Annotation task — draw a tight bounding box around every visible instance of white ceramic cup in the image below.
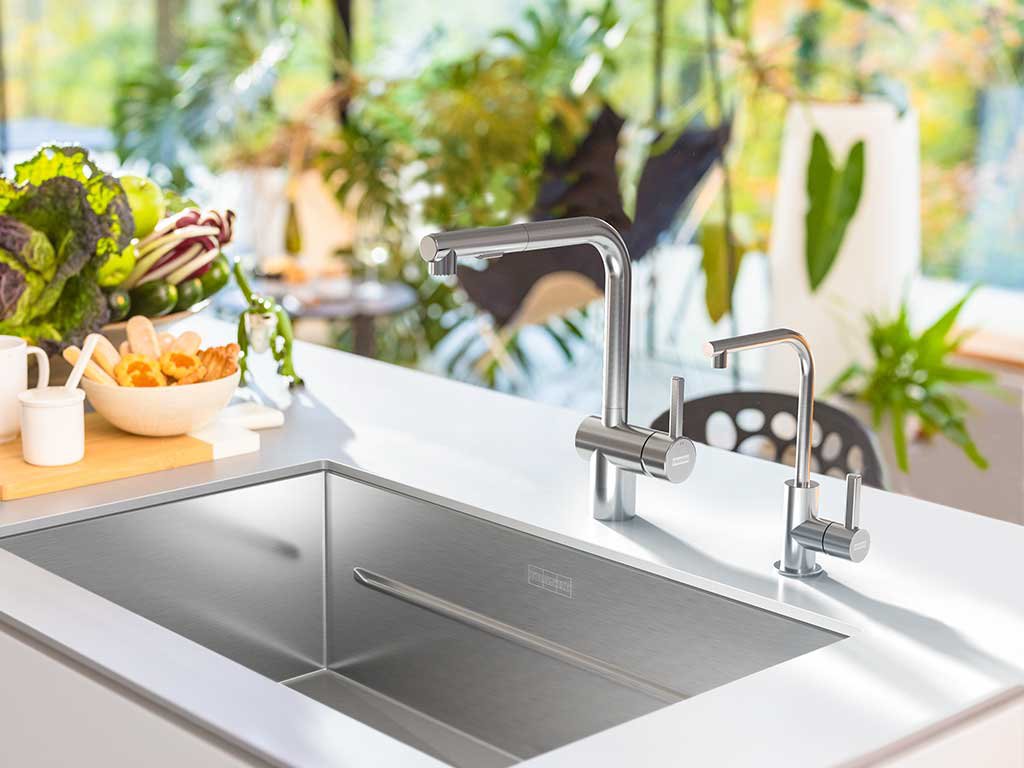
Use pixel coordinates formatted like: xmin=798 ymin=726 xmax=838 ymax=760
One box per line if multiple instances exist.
xmin=0 ymin=335 xmax=50 ymax=443
xmin=18 ymin=387 xmax=86 ymax=466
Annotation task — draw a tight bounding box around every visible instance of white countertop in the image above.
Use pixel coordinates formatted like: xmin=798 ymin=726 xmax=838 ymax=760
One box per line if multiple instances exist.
xmin=2 ymin=315 xmax=1022 ymax=767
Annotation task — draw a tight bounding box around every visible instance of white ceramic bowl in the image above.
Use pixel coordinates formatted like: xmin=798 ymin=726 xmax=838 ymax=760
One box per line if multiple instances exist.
xmin=81 ymin=369 xmax=240 ymax=437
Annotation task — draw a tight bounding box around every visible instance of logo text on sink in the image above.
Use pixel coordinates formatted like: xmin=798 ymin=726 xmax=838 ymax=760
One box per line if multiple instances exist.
xmin=528 ymin=565 xmax=573 ymax=598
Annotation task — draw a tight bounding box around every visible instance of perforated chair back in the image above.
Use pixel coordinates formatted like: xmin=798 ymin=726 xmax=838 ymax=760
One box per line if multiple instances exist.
xmin=651 ymin=390 xmax=888 ymax=489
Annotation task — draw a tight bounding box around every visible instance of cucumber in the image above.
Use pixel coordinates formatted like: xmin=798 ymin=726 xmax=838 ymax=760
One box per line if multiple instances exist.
xmin=200 ymin=253 xmax=231 ymax=298
xmin=174 ymin=277 xmax=204 ymax=311
xmin=107 ymin=289 xmax=131 ymax=322
xmin=129 ymin=280 xmax=178 ymax=318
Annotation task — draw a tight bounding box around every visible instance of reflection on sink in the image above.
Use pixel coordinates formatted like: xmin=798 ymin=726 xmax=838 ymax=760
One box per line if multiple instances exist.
xmin=0 ymin=472 xmax=843 ymax=767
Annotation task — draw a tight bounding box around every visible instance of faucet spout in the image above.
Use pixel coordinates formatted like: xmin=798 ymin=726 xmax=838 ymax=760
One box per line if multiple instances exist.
xmin=704 ymin=329 xmax=814 ymax=487
xmin=421 ymin=217 xmax=632 ymax=428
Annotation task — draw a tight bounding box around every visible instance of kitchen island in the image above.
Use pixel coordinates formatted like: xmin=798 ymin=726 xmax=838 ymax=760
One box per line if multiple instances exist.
xmin=0 ymin=315 xmax=1021 ymax=767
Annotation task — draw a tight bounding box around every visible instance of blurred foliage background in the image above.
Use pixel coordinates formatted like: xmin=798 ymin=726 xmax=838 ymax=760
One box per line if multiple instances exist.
xmin=3 ymin=0 xmax=1021 ymax=284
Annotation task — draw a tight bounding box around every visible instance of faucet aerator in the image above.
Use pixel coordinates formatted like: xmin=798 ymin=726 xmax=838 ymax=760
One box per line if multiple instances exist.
xmin=427 ymin=251 xmax=457 ymax=277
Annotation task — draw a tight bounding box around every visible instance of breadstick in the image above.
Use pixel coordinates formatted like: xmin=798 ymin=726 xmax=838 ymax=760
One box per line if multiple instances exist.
xmin=90 ymin=334 xmax=121 ymax=378
xmin=62 ymin=345 xmax=116 ymax=385
xmin=126 ymin=315 xmax=160 ymax=358
xmin=158 ymin=332 xmax=175 ymax=352
xmin=169 ymin=331 xmax=201 ymax=356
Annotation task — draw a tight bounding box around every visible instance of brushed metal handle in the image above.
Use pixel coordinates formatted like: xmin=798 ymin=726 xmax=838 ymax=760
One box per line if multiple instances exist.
xmin=352 ymin=567 xmax=685 ymax=705
xmin=668 ymin=376 xmax=684 ymax=440
xmin=845 ymin=473 xmax=862 ymax=530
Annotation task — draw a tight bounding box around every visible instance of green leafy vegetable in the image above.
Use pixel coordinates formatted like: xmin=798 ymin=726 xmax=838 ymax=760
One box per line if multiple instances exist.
xmin=0 ymin=145 xmax=135 ymax=349
xmin=12 ymin=145 xmax=134 ymax=267
xmin=827 ymin=288 xmax=994 ymax=472
xmin=805 ymin=132 xmax=865 ymax=291
xmin=0 ymin=217 xmax=56 ymax=325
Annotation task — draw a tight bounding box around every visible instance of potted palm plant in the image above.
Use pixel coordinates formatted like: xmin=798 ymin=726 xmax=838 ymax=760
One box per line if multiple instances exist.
xmin=827 ymin=288 xmax=994 ymax=484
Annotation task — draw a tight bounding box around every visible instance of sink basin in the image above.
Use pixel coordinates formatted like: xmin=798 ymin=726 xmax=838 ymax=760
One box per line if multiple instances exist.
xmin=0 ymin=472 xmax=843 ymax=767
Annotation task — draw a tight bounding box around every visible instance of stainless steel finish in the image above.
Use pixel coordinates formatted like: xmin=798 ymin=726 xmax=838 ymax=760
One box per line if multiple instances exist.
xmin=668 ymin=376 xmax=685 ymax=439
xmin=325 ymin=474 xmax=842 ymax=761
xmin=283 ymin=670 xmax=517 ymax=768
xmin=705 ymin=329 xmax=871 ymax=577
xmin=575 ymin=415 xmax=649 ymax=475
xmin=421 ymin=217 xmax=697 ymax=521
xmin=822 ymin=519 xmax=871 ymax=563
xmin=1 ymin=474 xmax=325 ymax=680
xmin=352 ymin=567 xmax=685 ymax=704
xmin=845 ymin=473 xmax=862 ymax=530
xmin=704 ymin=329 xmax=814 ymax=485
xmin=782 ymin=480 xmax=825 ymax=578
xmin=1 ymin=470 xmax=843 ymax=767
xmin=640 ymin=429 xmax=697 ymax=484
xmin=420 ymin=218 xmax=631 ymax=428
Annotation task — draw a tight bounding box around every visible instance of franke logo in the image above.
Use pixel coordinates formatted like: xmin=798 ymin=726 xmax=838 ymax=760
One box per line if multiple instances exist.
xmin=528 ymin=565 xmax=573 ymax=598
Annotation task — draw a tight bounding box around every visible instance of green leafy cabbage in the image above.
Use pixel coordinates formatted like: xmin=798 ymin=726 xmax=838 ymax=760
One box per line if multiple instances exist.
xmin=0 ymin=145 xmax=135 ymax=349
xmin=0 ymin=217 xmax=55 ymax=326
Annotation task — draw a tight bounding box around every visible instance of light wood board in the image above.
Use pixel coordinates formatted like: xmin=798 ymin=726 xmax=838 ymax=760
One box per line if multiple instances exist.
xmin=0 ymin=413 xmax=247 ymax=501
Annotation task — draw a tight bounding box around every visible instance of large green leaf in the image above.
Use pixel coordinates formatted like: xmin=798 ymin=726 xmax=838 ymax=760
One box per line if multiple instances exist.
xmin=700 ymin=222 xmax=745 ymax=323
xmin=805 ymin=132 xmax=865 ymax=291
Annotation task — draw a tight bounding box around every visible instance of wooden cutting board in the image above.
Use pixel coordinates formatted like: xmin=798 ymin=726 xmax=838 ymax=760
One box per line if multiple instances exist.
xmin=0 ymin=413 xmax=259 ymax=501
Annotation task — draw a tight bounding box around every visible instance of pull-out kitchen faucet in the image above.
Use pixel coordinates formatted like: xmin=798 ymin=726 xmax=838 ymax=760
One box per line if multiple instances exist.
xmin=421 ymin=217 xmax=696 ymax=521
xmin=704 ymin=328 xmax=870 ymax=577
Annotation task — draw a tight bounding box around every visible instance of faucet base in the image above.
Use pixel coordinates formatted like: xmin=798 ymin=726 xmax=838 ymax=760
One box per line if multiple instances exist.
xmin=590 ymin=452 xmax=637 ymax=522
xmin=774 ymin=560 xmax=825 ymax=578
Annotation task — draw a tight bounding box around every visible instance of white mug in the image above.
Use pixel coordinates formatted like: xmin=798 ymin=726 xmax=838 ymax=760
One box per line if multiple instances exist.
xmin=0 ymin=335 xmax=50 ymax=443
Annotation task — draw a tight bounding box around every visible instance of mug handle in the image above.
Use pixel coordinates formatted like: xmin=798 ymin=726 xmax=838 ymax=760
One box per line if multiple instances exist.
xmin=26 ymin=346 xmax=49 ymax=388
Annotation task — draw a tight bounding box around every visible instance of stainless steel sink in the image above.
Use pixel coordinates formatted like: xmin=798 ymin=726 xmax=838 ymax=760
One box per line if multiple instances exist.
xmin=0 ymin=472 xmax=843 ymax=767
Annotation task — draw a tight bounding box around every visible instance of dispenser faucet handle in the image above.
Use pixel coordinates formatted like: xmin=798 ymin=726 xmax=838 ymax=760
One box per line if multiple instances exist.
xmin=845 ymin=473 xmax=862 ymax=530
xmin=668 ymin=376 xmax=685 ymax=439
xmin=820 ymin=473 xmax=870 ymax=563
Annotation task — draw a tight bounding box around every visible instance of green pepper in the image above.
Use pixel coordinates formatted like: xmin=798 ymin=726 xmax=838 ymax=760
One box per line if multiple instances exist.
xmin=97 ymin=240 xmax=138 ymax=288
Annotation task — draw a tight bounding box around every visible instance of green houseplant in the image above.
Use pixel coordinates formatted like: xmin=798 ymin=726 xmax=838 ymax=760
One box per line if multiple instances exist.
xmin=828 ymin=289 xmax=994 ymax=472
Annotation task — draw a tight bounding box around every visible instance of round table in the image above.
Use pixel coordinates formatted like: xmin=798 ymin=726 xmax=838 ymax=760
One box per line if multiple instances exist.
xmin=218 ymin=277 xmax=418 ymax=357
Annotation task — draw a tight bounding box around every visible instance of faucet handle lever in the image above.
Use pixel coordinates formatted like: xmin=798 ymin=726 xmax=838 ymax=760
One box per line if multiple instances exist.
xmin=668 ymin=376 xmax=685 ymax=440
xmin=845 ymin=473 xmax=862 ymax=530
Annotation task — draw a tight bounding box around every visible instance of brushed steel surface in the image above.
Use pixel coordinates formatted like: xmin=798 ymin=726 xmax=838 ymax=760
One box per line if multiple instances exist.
xmin=352 ymin=567 xmax=684 ymax=704
xmin=1 ymin=470 xmax=844 ymax=767
xmin=704 ymin=328 xmax=814 ymax=486
xmin=1 ymin=474 xmax=325 ymax=681
xmin=326 ymin=473 xmax=843 ymax=761
xmin=283 ymin=670 xmax=517 ymax=768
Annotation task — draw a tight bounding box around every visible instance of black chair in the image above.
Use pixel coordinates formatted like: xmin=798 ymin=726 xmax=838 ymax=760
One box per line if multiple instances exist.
xmin=651 ymin=390 xmax=888 ymax=489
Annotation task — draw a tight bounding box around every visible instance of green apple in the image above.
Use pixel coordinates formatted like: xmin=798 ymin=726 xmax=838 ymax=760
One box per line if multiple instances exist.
xmin=119 ymin=175 xmax=166 ymax=238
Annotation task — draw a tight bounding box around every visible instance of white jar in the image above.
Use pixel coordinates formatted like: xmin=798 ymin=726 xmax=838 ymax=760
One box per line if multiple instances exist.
xmin=18 ymin=387 xmax=86 ymax=466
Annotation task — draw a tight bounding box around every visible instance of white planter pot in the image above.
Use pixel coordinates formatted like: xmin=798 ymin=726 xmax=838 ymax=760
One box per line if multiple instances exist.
xmin=767 ymin=101 xmax=920 ymax=389
xmin=204 ymin=167 xmax=289 ymax=267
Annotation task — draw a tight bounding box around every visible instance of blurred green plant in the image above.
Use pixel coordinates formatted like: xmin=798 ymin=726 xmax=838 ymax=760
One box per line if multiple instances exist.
xmin=112 ymin=0 xmax=311 ymax=190
xmin=828 ymin=289 xmax=994 ymax=472
xmin=318 ymin=0 xmax=621 ymax=378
